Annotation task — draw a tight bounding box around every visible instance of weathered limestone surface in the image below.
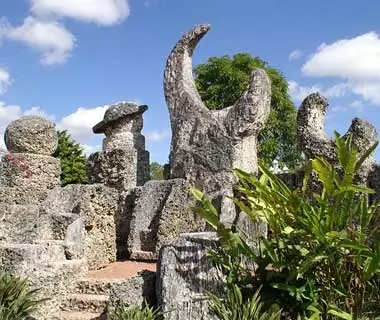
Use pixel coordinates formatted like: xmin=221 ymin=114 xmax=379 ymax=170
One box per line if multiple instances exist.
xmin=42 ymin=184 xmax=118 ymax=270
xmin=297 ymin=93 xmax=377 ymax=184
xmin=127 ymin=179 xmax=202 ymax=261
xmin=108 ymin=270 xmax=156 ymax=313
xmin=157 ymin=232 xmax=224 ymax=320
xmin=0 ymin=204 xmax=42 ymax=243
xmin=88 ymin=149 xmax=148 ymax=192
xmin=1 ymin=153 xmax=60 ymax=189
xmin=89 ymin=102 xmax=150 ymax=192
xmin=164 ymin=24 xmax=271 ymax=224
xmin=0 ymin=115 xmax=89 ymax=320
xmin=4 ymin=115 xmax=58 ymax=155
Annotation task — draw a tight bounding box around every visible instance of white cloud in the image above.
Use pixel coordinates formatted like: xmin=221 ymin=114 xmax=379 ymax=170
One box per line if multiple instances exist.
xmin=289 ymin=49 xmax=303 ymax=61
xmin=303 ymin=32 xmax=380 ymax=80
xmin=24 ymin=106 xmax=55 ymax=120
xmin=31 ymin=0 xmax=130 ymax=26
xmin=288 ymin=81 xmax=321 ymax=102
xmin=57 ymin=105 xmax=108 ymax=143
xmin=4 ymin=16 xmax=75 ymax=65
xmin=0 ymin=68 xmax=12 ymax=94
xmin=81 ymin=143 xmax=101 ymax=155
xmin=146 ymin=129 xmax=170 ymax=142
xmin=302 ymin=32 xmax=380 ymax=105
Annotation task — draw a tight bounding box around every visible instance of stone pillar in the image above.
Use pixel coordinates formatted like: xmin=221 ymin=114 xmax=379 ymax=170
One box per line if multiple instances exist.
xmin=0 ymin=116 xmax=88 ymax=319
xmin=157 ymin=232 xmax=224 ymax=320
xmin=88 ymin=102 xmax=150 ymax=192
xmin=87 ymin=102 xmax=150 ymax=258
xmin=0 ymin=116 xmax=61 ymax=203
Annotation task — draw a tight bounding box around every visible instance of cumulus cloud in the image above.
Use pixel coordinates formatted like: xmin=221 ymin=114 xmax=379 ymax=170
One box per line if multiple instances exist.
xmin=57 ymin=105 xmax=108 ymax=143
xmin=4 ymin=17 xmax=75 ymax=65
xmin=146 ymin=129 xmax=170 ymax=142
xmin=0 ymin=68 xmax=12 ymax=94
xmin=30 ymin=0 xmax=130 ymax=26
xmin=289 ymin=49 xmax=303 ymax=61
xmin=81 ymin=144 xmax=101 ymax=155
xmin=302 ymin=32 xmax=380 ymax=104
xmin=288 ymin=81 xmax=321 ymax=102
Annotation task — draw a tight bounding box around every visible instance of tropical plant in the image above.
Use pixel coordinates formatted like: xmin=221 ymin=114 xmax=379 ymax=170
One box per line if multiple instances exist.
xmin=194 ymin=53 xmax=301 ymax=169
xmin=0 ymin=272 xmax=44 ymax=320
xmin=192 ymin=132 xmax=380 ymax=319
xmin=109 ymin=302 xmax=162 ymax=320
xmin=208 ymin=284 xmax=282 ymax=320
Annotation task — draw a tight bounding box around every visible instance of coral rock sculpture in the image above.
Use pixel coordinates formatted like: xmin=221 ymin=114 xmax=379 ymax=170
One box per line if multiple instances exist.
xmin=164 ymin=24 xmax=271 ymax=224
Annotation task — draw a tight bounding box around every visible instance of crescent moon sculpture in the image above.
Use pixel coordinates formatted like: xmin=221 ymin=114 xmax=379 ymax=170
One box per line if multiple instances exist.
xmin=163 ymin=24 xmax=271 ymax=223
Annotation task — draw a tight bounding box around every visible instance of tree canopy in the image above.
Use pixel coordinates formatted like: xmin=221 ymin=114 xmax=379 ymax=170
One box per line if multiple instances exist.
xmin=194 ymin=53 xmax=302 ymax=169
xmin=53 ymin=130 xmax=88 ymax=186
xmin=150 ymin=162 xmax=164 ymax=180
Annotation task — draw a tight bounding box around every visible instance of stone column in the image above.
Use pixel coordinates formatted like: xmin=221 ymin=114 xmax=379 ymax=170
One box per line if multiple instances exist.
xmin=88 ymin=102 xmax=150 ymax=193
xmin=87 ymin=102 xmax=150 ymax=258
xmin=157 ymin=232 xmax=224 ymax=320
xmin=0 ymin=116 xmax=61 ymax=203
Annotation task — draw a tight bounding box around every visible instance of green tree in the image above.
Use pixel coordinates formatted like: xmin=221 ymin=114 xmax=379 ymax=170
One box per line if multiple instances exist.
xmin=194 ymin=53 xmax=301 ymax=169
xmin=150 ymin=162 xmax=164 ymax=180
xmin=53 ymin=130 xmax=88 ymax=186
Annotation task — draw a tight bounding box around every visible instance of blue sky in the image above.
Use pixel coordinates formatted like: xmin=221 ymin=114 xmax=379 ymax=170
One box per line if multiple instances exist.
xmin=0 ymin=0 xmax=380 ymax=163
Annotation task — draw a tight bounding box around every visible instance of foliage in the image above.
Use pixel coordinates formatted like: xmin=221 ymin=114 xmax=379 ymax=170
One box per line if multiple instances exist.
xmin=150 ymin=162 xmax=164 ymax=180
xmin=192 ymin=132 xmax=380 ymax=319
xmin=208 ymin=284 xmax=281 ymax=320
xmin=53 ymin=130 xmax=88 ymax=186
xmin=109 ymin=302 xmax=162 ymax=320
xmin=194 ymin=53 xmax=301 ymax=169
xmin=0 ymin=272 xmax=45 ymax=320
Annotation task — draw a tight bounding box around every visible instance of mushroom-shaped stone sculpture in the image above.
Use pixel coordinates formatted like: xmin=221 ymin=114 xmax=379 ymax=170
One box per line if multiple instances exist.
xmin=93 ymin=102 xmax=148 ymax=151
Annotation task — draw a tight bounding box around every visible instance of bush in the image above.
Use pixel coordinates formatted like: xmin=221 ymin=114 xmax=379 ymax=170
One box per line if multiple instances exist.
xmin=0 ymin=272 xmax=44 ymax=320
xmin=109 ymin=303 xmax=162 ymax=320
xmin=208 ymin=284 xmax=281 ymax=320
xmin=192 ymin=132 xmax=380 ymax=319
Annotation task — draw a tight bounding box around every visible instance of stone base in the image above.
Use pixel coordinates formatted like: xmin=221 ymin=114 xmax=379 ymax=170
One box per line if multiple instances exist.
xmin=1 ymin=153 xmax=60 ymax=190
xmin=87 ymin=149 xmax=149 ymax=192
xmin=42 ymin=184 xmax=118 ymax=270
xmin=127 ymin=179 xmax=202 ymax=261
xmin=156 ymin=232 xmax=224 ymax=320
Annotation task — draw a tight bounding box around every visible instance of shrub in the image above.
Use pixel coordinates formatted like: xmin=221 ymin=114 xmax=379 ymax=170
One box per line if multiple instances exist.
xmin=0 ymin=272 xmax=44 ymax=320
xmin=208 ymin=284 xmax=281 ymax=320
xmin=192 ymin=132 xmax=380 ymax=319
xmin=109 ymin=303 xmax=162 ymax=320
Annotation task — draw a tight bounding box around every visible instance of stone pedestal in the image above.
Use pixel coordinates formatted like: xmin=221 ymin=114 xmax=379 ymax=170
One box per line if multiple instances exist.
xmin=157 ymin=232 xmax=224 ymax=320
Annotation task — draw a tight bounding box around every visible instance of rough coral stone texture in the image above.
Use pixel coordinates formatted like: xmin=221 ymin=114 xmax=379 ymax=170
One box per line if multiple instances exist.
xmin=42 ymin=184 xmax=118 ymax=270
xmin=87 ymin=149 xmax=149 ymax=192
xmin=1 ymin=153 xmax=60 ymax=190
xmin=0 ymin=186 xmax=50 ymax=205
xmin=157 ymin=232 xmax=224 ymax=320
xmin=108 ymin=270 xmax=156 ymax=313
xmin=297 ymin=93 xmax=377 ymax=185
xmin=164 ymin=24 xmax=271 ymax=225
xmin=0 ymin=204 xmax=41 ymax=243
xmin=4 ymin=115 xmax=58 ymax=155
xmin=127 ymin=179 xmax=202 ymax=261
xmin=93 ymin=102 xmax=147 ymax=134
